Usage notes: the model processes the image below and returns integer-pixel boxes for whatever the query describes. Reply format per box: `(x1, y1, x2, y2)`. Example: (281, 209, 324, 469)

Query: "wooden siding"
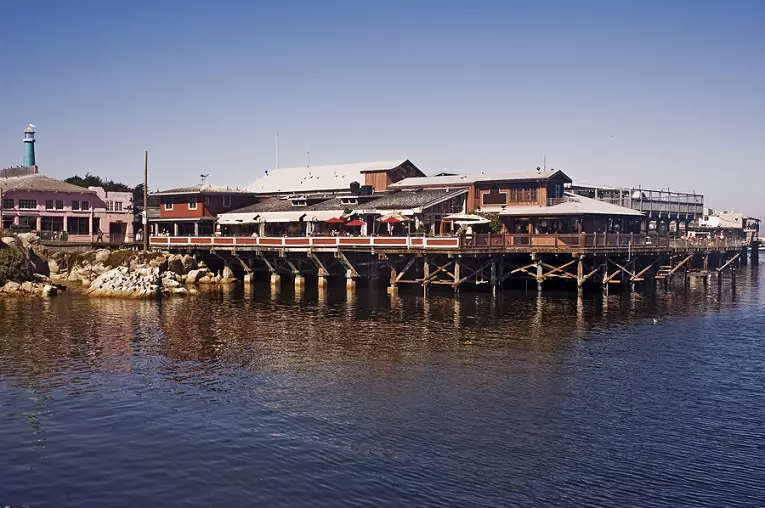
(159, 193, 257, 219)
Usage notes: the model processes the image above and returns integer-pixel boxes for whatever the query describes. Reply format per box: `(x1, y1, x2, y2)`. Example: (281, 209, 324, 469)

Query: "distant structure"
(1, 127, 134, 242)
(23, 124, 36, 166)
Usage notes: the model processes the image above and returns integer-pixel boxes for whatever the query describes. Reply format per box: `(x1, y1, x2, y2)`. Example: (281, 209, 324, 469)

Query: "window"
(164, 197, 173, 211)
(81, 200, 90, 211)
(106, 201, 123, 212)
(45, 199, 54, 210)
(223, 195, 231, 208)
(56, 199, 64, 210)
(72, 200, 80, 210)
(1, 198, 13, 209)
(482, 185, 508, 206)
(188, 196, 198, 210)
(509, 186, 537, 203)
(19, 199, 37, 209)
(67, 217, 90, 235)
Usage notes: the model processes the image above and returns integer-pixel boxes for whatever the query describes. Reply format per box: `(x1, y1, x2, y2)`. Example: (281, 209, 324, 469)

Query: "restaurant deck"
(150, 233, 752, 292)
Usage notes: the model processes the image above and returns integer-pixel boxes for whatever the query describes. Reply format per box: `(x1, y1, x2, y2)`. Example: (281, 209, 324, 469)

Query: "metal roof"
(497, 193, 644, 218)
(0, 174, 97, 194)
(247, 160, 414, 194)
(390, 169, 571, 189)
(359, 189, 467, 211)
(151, 183, 253, 196)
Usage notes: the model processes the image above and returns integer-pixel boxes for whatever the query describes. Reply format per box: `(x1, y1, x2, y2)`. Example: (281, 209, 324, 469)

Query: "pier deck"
(150, 233, 752, 292)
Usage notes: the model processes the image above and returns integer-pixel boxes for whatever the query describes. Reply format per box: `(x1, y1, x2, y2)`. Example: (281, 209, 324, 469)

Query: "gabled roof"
(247, 159, 420, 194)
(151, 183, 253, 196)
(497, 193, 644, 217)
(390, 169, 571, 189)
(0, 174, 97, 194)
(356, 188, 467, 211)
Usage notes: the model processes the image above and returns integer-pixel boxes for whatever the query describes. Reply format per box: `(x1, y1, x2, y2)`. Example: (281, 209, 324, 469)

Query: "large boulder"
(48, 258, 60, 274)
(28, 249, 50, 277)
(186, 268, 208, 284)
(167, 255, 183, 275)
(222, 266, 235, 280)
(42, 284, 57, 297)
(94, 249, 111, 264)
(16, 233, 40, 247)
(2, 281, 21, 293)
(180, 255, 197, 273)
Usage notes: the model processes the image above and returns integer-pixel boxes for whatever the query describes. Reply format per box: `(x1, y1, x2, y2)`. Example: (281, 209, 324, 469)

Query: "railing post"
(555, 233, 559, 248)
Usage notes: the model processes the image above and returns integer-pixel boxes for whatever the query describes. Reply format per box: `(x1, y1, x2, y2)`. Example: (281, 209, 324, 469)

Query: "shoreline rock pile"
(0, 232, 60, 297)
(51, 250, 237, 299)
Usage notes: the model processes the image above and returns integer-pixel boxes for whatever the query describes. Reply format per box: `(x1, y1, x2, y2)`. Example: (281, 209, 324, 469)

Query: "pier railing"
(150, 233, 746, 253)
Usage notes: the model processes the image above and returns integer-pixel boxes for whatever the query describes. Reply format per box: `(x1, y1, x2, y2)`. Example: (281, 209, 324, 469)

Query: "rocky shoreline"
(0, 232, 238, 299)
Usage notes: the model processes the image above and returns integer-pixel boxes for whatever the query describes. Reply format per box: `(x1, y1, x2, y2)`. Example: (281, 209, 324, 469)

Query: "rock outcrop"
(47, 250, 238, 298)
(0, 233, 61, 297)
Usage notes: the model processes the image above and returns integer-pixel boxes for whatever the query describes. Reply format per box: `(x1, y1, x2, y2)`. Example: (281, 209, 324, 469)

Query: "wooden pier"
(150, 233, 753, 293)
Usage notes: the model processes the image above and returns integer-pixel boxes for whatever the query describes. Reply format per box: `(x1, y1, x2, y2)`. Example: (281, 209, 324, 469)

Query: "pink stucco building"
(0, 165, 134, 243)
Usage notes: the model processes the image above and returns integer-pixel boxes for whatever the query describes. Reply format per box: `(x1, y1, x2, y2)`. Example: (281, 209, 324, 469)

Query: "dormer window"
(340, 197, 358, 206)
(291, 199, 307, 207)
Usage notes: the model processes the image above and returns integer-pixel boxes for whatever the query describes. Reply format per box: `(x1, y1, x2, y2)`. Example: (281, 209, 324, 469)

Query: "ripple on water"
(1, 269, 764, 507)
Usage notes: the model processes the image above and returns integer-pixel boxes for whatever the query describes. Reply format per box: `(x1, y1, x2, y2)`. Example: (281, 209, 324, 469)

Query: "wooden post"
(423, 256, 430, 296)
(143, 150, 149, 251)
(490, 256, 497, 295)
(536, 260, 543, 292)
(577, 256, 584, 291)
(387, 263, 398, 295)
(453, 259, 461, 293)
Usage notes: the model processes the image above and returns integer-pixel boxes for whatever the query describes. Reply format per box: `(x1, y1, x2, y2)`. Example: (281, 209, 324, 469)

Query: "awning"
(257, 211, 307, 223)
(444, 213, 486, 222)
(218, 213, 260, 225)
(304, 210, 346, 222)
(378, 213, 409, 223)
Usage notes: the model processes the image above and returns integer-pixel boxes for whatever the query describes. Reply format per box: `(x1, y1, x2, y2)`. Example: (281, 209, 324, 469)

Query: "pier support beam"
(270, 273, 281, 286)
(294, 274, 305, 288)
(423, 256, 430, 296)
(536, 260, 543, 292)
(453, 259, 461, 293)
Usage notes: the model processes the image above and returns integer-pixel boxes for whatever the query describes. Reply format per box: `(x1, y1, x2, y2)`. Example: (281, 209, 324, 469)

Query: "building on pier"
(389, 169, 572, 212)
(496, 192, 645, 236)
(692, 208, 760, 242)
(568, 184, 704, 233)
(248, 159, 425, 195)
(149, 184, 257, 236)
(217, 188, 468, 237)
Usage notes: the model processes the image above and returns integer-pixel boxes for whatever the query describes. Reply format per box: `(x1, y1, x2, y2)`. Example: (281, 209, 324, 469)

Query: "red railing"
(150, 234, 746, 252)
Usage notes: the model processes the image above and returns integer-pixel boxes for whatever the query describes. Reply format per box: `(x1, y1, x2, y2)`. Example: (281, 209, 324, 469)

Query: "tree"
(65, 173, 132, 193)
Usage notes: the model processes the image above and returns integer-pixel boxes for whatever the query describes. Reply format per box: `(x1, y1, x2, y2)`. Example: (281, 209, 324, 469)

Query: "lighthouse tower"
(23, 124, 36, 166)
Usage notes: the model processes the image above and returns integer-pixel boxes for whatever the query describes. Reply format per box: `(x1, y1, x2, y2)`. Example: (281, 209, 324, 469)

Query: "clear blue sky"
(1, 0, 763, 216)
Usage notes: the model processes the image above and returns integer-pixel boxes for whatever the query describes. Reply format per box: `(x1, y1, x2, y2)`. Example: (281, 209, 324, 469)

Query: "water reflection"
(0, 265, 763, 507)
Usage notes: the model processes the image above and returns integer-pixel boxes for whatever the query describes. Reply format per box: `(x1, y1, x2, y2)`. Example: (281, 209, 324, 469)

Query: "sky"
(1, 0, 763, 216)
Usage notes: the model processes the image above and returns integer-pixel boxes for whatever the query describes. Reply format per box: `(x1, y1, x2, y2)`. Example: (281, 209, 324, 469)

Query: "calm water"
(1, 266, 764, 507)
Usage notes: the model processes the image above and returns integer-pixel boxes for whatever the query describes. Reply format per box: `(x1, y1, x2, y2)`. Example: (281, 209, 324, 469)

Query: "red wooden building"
(150, 184, 257, 236)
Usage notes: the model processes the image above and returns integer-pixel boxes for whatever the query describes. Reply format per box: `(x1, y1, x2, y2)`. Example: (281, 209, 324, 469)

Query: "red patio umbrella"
(345, 219, 365, 227)
(324, 217, 346, 223)
(379, 216, 403, 224)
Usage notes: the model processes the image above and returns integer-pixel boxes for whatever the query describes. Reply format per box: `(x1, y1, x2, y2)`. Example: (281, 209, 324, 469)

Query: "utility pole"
(143, 150, 149, 251)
